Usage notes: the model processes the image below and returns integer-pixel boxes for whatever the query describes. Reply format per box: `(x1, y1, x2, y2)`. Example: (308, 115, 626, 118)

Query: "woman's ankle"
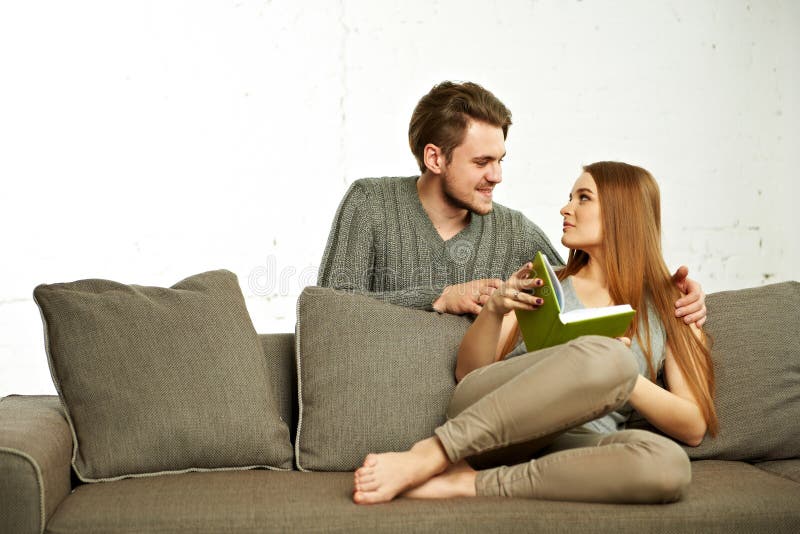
(410, 436, 451, 473)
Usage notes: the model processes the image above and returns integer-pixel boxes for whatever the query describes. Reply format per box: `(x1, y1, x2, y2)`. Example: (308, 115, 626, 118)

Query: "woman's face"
(560, 172, 603, 252)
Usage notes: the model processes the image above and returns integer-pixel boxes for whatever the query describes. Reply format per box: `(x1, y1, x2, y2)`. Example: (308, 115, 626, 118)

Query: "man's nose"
(486, 162, 502, 183)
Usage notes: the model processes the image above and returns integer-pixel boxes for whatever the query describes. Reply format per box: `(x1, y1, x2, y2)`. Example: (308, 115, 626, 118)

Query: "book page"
(559, 305, 634, 324)
(540, 254, 563, 310)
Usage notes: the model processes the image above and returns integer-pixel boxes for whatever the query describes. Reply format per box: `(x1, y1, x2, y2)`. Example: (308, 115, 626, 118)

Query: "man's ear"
(423, 143, 445, 174)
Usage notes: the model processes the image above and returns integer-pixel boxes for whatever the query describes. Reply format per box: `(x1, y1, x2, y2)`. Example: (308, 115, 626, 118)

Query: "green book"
(514, 251, 636, 351)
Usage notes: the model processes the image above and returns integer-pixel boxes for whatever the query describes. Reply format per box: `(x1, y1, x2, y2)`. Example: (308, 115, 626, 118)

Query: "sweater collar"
(405, 176, 483, 248)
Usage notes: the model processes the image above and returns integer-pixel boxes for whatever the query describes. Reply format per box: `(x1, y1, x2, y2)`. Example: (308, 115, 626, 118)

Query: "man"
(317, 81, 706, 324)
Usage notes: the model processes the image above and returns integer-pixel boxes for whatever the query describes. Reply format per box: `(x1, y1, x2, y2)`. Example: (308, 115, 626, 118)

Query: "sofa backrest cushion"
(259, 333, 297, 445)
(34, 270, 294, 482)
(294, 287, 472, 471)
(684, 281, 800, 461)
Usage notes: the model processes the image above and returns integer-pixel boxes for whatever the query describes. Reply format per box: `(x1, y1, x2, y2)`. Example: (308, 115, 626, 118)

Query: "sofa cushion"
(756, 459, 800, 484)
(33, 270, 293, 482)
(45, 462, 800, 533)
(258, 333, 297, 444)
(0, 395, 71, 534)
(294, 287, 472, 471)
(684, 281, 800, 461)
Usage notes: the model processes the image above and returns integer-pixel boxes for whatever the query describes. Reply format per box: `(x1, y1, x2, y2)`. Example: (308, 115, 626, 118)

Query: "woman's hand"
(455, 263, 546, 381)
(484, 262, 546, 316)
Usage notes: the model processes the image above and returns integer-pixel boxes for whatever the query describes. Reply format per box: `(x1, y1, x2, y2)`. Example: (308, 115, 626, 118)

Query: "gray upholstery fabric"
(259, 333, 297, 444)
(44, 462, 800, 534)
(295, 286, 472, 471)
(0, 454, 40, 534)
(33, 270, 293, 482)
(756, 459, 800, 483)
(0, 395, 72, 534)
(684, 281, 800, 461)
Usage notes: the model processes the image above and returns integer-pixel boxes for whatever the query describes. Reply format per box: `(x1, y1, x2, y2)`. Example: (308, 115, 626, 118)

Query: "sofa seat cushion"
(45, 462, 800, 534)
(756, 459, 800, 483)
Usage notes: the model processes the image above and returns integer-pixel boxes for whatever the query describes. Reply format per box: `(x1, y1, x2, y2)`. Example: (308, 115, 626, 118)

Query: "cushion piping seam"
(73, 462, 291, 483)
(32, 292, 83, 481)
(294, 291, 308, 472)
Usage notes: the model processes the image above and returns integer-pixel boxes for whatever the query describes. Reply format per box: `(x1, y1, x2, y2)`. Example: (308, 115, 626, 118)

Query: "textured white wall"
(1, 0, 797, 396)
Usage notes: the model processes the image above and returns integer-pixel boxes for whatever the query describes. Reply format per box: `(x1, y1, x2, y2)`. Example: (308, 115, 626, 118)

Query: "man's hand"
(433, 278, 503, 315)
(671, 265, 707, 328)
(433, 263, 547, 316)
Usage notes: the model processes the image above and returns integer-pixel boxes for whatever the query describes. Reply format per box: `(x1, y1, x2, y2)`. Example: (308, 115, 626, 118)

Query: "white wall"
(1, 0, 797, 396)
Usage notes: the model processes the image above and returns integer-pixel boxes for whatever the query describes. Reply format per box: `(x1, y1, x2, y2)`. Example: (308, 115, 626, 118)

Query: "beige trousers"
(433, 336, 691, 503)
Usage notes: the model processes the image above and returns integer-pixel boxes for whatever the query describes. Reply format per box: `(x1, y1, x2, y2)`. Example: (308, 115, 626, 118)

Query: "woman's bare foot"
(353, 437, 450, 504)
(402, 460, 478, 499)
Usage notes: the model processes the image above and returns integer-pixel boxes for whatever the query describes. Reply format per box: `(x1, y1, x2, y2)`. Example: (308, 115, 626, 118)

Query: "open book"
(514, 251, 636, 351)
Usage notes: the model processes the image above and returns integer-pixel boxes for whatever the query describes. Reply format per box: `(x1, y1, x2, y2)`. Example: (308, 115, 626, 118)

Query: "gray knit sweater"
(317, 176, 564, 311)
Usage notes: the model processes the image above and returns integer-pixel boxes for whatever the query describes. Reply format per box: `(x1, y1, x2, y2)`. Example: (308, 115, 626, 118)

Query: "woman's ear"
(423, 143, 445, 174)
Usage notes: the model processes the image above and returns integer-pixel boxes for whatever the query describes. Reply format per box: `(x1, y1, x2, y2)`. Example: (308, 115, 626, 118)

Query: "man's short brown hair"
(408, 81, 512, 173)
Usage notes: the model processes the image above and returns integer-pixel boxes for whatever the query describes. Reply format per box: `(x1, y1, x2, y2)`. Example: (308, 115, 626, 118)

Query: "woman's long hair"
(503, 161, 718, 435)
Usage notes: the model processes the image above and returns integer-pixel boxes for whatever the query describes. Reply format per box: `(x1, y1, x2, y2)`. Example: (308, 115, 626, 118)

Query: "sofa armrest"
(0, 395, 73, 534)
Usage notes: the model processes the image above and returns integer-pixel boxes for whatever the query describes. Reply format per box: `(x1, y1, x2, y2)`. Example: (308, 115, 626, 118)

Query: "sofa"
(2, 274, 799, 533)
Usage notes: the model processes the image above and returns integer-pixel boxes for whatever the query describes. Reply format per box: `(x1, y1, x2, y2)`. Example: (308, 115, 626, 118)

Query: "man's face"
(440, 120, 506, 215)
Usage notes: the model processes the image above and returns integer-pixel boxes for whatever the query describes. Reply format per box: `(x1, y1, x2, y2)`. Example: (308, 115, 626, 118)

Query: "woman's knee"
(619, 430, 692, 503)
(651, 436, 692, 502)
(565, 336, 639, 392)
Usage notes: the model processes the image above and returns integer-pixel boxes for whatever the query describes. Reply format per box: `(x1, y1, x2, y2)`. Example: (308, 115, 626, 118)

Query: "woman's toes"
(354, 489, 385, 505)
(355, 466, 373, 478)
(353, 490, 380, 504)
(358, 478, 380, 491)
(357, 474, 376, 485)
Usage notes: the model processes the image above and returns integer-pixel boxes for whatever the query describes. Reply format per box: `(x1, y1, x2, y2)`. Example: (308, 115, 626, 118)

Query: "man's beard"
(442, 171, 494, 216)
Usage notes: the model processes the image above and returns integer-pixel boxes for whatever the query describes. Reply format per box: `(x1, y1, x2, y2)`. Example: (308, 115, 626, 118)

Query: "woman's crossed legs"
(353, 336, 689, 504)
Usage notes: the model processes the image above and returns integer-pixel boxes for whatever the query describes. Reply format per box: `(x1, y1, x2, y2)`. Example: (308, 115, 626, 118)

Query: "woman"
(352, 161, 717, 505)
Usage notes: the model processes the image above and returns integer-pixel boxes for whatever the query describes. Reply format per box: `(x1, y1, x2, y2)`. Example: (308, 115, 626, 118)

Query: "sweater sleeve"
(317, 181, 444, 311)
